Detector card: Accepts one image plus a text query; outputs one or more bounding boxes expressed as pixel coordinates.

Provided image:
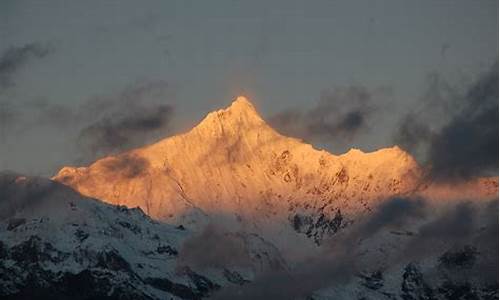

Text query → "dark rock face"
[0,174,496,300]
[75,228,89,242]
[1,232,497,300]
[399,261,498,300]
[0,268,155,300]
[157,245,178,256]
[96,249,133,271]
[7,218,26,230]
[359,271,384,291]
[182,267,221,296]
[437,281,479,300]
[0,174,232,300]
[401,263,435,300]
[0,241,7,258]
[145,277,200,300]
[290,209,344,245]
[144,267,221,300]
[10,235,69,264]
[117,220,142,234]
[223,269,250,285]
[439,246,478,269]
[0,236,220,300]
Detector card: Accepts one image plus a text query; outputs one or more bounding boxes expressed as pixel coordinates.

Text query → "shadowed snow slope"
[0,172,286,300]
[54,96,498,248]
[4,96,498,300]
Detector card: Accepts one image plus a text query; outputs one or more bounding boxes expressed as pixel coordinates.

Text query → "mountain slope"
[2,174,496,300]
[54,97,497,247]
[6,96,498,299]
[0,172,286,300]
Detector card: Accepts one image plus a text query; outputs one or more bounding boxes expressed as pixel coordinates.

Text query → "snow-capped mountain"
[0,172,286,299]
[2,171,496,299]
[4,97,496,299]
[54,97,497,248]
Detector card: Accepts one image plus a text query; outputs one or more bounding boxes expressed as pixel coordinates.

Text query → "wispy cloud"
[0,42,52,89]
[395,63,499,181]
[269,85,386,148]
[211,197,498,299]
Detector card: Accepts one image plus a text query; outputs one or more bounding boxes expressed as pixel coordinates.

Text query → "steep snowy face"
[2,173,496,300]
[7,96,499,299]
[54,97,416,212]
[0,173,286,300]
[53,97,498,245]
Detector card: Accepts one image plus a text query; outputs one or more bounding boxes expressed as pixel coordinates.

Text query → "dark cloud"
[0,43,53,143]
[211,265,343,300]
[269,86,380,146]
[78,104,173,158]
[102,154,150,178]
[177,223,252,270]
[394,113,432,156]
[474,200,499,251]
[0,42,52,89]
[19,98,75,129]
[394,73,461,154]
[0,100,19,139]
[0,80,175,167]
[404,200,498,285]
[0,171,58,219]
[76,80,174,161]
[211,197,498,299]
[404,202,478,259]
[472,200,499,282]
[440,43,451,59]
[213,198,422,300]
[427,65,498,181]
[395,64,498,181]
[342,197,427,246]
[0,98,75,138]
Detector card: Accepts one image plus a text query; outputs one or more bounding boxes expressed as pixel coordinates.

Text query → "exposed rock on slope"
[5,97,498,299]
[0,172,286,300]
[2,172,496,299]
[54,97,498,246]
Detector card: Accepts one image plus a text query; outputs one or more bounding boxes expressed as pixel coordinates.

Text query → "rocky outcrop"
[0,173,286,300]
[53,97,497,247]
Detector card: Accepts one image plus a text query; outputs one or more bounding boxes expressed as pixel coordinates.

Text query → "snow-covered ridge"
[2,172,496,299]
[53,97,498,248]
[2,96,498,299]
[0,172,286,299]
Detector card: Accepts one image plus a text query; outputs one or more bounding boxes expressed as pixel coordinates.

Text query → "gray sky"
[0,0,498,176]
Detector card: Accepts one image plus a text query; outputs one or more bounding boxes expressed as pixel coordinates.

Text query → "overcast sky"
[0,0,498,176]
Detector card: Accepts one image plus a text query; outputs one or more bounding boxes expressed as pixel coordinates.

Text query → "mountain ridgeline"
[1,97,496,299]
[54,97,497,245]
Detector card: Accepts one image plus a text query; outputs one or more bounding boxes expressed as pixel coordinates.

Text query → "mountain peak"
[195,96,266,133]
[53,95,498,237]
[231,96,255,110]
[224,95,259,117]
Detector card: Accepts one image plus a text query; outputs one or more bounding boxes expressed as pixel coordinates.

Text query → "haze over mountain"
[54,97,498,248]
[2,2,497,299]
[0,96,497,299]
[0,172,286,299]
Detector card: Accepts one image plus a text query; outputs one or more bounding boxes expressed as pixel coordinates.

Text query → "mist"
[210,198,498,299]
